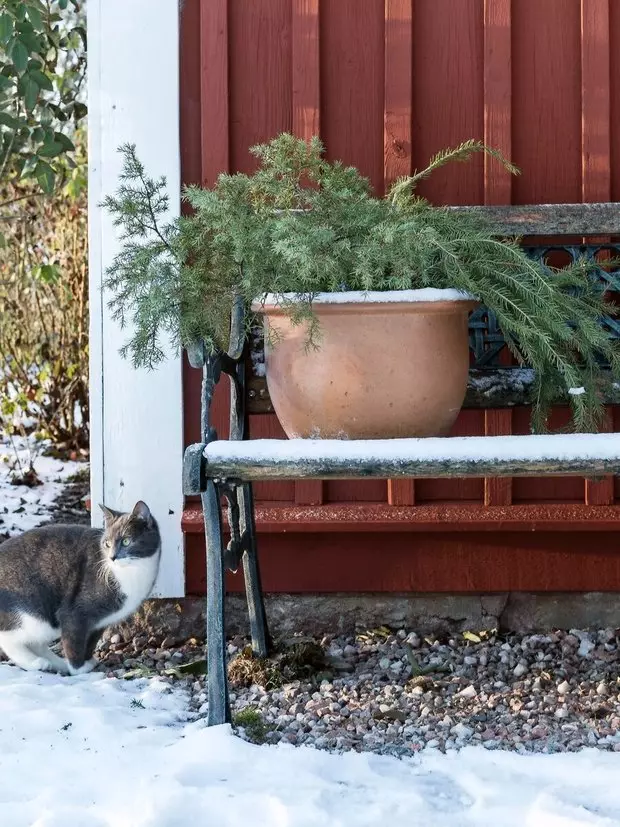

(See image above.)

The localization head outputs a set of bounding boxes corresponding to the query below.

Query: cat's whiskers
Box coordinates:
[96,555,115,589]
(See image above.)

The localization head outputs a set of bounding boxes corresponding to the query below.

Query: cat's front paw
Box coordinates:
[28,656,54,673]
[66,658,97,676]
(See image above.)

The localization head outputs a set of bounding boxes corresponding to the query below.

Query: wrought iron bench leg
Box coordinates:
[239,482,272,657]
[202,479,231,726]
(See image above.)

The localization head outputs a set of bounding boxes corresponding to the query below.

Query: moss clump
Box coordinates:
[233,707,271,743]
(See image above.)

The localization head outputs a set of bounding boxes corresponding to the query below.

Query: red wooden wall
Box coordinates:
[180,0,620,596]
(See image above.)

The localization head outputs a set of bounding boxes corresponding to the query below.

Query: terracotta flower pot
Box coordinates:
[252,289,477,439]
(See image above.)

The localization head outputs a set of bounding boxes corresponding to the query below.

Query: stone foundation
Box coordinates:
[110,592,620,645]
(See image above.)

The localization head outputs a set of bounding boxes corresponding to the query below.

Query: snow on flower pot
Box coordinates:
[252,289,478,439]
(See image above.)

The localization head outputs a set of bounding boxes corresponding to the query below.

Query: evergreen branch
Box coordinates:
[390,140,520,205]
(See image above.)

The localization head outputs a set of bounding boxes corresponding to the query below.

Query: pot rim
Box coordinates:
[252,288,478,314]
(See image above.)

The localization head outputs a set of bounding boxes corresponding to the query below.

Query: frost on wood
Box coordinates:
[200,433,620,482]
[254,288,476,308]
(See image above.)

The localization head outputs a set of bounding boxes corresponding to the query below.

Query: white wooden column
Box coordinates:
[88,0,184,596]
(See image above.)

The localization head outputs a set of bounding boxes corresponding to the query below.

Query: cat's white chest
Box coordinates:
[97,552,160,629]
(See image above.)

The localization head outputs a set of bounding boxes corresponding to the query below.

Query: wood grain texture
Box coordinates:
[180,0,203,448]
[483,0,512,205]
[229,0,292,172]
[292,0,320,139]
[321,0,385,194]
[385,0,414,506]
[450,202,620,235]
[412,0,484,206]
[387,479,416,506]
[184,527,620,594]
[580,0,614,506]
[292,0,323,507]
[384,0,412,190]
[581,0,611,204]
[484,410,513,506]
[585,408,615,506]
[512,0,581,205]
[200,0,229,187]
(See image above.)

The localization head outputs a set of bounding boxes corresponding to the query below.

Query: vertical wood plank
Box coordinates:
[483,0,512,507]
[581,0,611,204]
[411,0,484,205]
[292,0,320,139]
[384,0,413,189]
[387,479,416,507]
[201,0,229,187]
[512,0,581,204]
[585,410,615,505]
[293,0,323,507]
[483,0,512,204]
[484,410,513,506]
[385,0,414,506]
[321,0,385,194]
[200,0,230,442]
[581,0,614,506]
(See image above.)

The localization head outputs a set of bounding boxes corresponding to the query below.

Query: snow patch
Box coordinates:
[0,435,82,536]
[1,665,620,825]
[205,432,620,466]
[254,288,476,308]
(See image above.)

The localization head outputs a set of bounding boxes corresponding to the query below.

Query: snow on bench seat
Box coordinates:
[202,432,620,481]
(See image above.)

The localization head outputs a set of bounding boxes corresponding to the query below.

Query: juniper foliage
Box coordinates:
[102,134,620,432]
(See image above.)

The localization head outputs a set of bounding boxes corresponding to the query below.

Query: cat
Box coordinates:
[0,501,161,675]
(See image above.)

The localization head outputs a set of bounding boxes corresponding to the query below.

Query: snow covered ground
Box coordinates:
[1,664,620,827]
[0,435,81,536]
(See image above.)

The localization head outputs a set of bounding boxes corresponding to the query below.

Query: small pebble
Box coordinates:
[458,685,477,700]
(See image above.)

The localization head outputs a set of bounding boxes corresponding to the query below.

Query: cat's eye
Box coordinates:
[121,537,131,547]
[104,539,112,548]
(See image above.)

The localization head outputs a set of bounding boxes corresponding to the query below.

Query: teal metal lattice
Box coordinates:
[468,244,620,367]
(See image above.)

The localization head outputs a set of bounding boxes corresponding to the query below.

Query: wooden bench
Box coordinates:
[182,203,620,726]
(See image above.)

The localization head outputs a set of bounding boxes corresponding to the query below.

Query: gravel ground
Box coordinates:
[93,626,620,756]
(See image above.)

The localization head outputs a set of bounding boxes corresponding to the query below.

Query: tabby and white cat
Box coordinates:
[0,501,160,675]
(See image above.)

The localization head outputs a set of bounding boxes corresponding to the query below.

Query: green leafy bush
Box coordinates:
[0,131,88,451]
[103,135,620,432]
[0,0,86,213]
[0,0,87,457]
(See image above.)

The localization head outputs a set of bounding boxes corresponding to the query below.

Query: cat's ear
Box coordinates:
[99,504,122,524]
[131,501,152,524]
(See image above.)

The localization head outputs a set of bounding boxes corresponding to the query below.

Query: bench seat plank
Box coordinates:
[202,433,620,481]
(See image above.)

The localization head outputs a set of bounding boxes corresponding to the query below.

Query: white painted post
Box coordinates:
[88,0,184,596]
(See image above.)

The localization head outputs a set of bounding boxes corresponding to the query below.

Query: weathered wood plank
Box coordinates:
[246,368,620,415]
[450,202,620,236]
[196,434,620,483]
